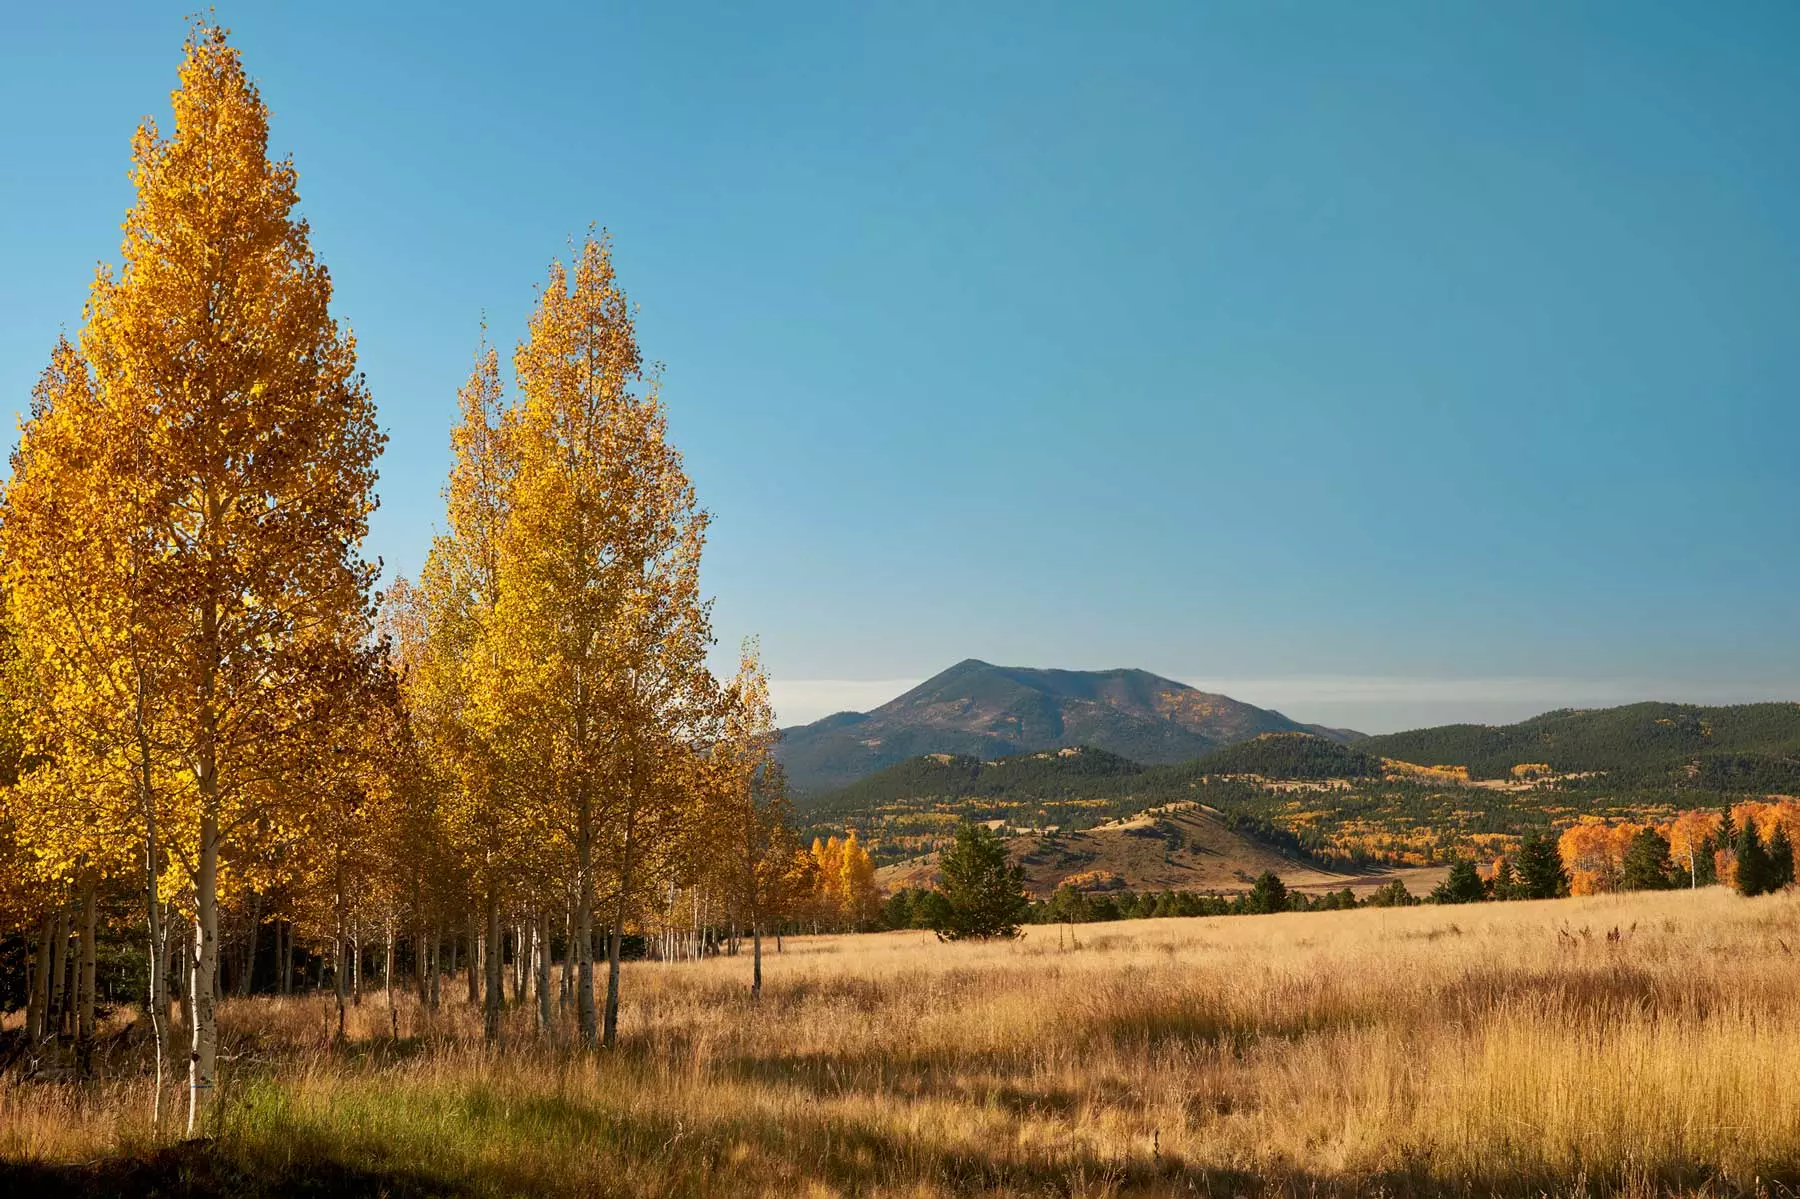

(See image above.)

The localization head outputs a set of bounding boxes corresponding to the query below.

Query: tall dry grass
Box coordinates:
[3,887,1798,1196]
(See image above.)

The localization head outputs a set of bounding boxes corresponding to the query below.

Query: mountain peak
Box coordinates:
[776,659,1361,793]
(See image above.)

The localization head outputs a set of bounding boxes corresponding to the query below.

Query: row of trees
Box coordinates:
[0,20,816,1132]
[1555,803,1798,896]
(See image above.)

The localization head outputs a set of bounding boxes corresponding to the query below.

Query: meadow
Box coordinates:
[3,886,1798,1197]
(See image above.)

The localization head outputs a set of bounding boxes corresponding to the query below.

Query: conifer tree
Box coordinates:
[1693,834,1719,886]
[933,822,1028,940]
[1620,827,1676,891]
[1766,824,1794,892]
[1733,819,1772,897]
[1515,831,1571,899]
[1430,860,1488,904]
[1246,871,1291,914]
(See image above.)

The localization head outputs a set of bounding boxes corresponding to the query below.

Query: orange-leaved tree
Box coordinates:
[69,21,382,1131]
[487,233,716,1048]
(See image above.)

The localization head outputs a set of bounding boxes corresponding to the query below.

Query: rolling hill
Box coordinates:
[776,659,1363,793]
[1358,701,1800,786]
[875,803,1445,899]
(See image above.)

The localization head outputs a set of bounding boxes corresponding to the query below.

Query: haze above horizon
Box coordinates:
[5,2,1797,734]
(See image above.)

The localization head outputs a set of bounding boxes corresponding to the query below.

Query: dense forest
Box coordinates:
[1359,702,1800,784]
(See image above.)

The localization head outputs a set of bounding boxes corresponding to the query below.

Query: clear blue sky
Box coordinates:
[4,3,1797,731]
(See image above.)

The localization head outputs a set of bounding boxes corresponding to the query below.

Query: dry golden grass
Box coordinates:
[5,887,1800,1197]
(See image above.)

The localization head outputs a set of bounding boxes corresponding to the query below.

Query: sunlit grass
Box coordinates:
[4,887,1799,1196]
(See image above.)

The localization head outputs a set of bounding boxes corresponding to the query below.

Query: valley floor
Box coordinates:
[5,887,1800,1197]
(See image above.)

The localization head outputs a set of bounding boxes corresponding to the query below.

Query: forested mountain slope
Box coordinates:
[776,659,1362,793]
[1358,702,1800,787]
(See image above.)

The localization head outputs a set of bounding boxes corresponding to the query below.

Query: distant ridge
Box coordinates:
[774,659,1362,794]
[1358,701,1800,786]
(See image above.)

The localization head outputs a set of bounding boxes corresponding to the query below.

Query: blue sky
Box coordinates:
[4,3,1797,732]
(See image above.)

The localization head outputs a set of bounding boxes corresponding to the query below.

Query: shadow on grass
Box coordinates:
[7,1108,1798,1199]
[0,1137,469,1198]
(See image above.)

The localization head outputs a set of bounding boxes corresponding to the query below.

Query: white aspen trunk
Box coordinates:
[534,910,552,1034]
[553,905,564,1009]
[413,891,428,1006]
[466,910,480,1006]
[385,916,398,1041]
[47,903,69,1043]
[188,810,220,1136]
[352,926,363,1007]
[751,921,763,1001]
[483,889,502,1043]
[576,815,597,1047]
[78,874,99,1062]
[603,911,624,1050]
[27,910,52,1044]
[333,930,347,1041]
[237,896,260,998]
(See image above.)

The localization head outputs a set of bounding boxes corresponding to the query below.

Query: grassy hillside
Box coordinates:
[877,802,1444,899]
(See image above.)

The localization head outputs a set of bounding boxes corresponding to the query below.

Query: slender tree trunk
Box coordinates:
[603,912,625,1050]
[77,874,99,1068]
[28,909,52,1044]
[385,916,398,1041]
[534,910,552,1034]
[333,930,347,1042]
[751,920,763,1001]
[237,896,260,997]
[48,902,70,1044]
[604,820,634,1051]
[415,910,429,1006]
[576,817,597,1047]
[484,887,502,1043]
[188,809,220,1136]
[135,668,171,1125]
[560,902,573,1013]
[465,910,479,1006]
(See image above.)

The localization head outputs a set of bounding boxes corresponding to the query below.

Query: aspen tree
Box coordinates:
[3,338,188,1107]
[410,344,521,1043]
[73,22,382,1130]
[491,233,716,1049]
[715,640,804,999]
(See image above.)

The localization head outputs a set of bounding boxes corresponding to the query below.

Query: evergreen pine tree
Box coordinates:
[1246,871,1290,914]
[1430,860,1488,904]
[1734,819,1772,897]
[932,823,1029,940]
[1694,835,1719,886]
[1515,831,1571,899]
[1620,828,1676,891]
[1767,825,1795,891]
[1366,880,1417,908]
[1490,857,1521,900]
